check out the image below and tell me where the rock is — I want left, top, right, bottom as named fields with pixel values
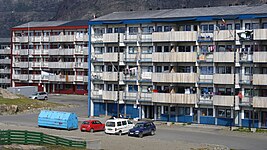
left=0, top=104, right=18, bottom=115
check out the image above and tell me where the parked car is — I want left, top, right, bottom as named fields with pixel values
left=105, top=118, right=134, bottom=135
left=29, top=92, right=48, bottom=100
left=80, top=120, right=105, bottom=132
left=128, top=121, right=156, bottom=138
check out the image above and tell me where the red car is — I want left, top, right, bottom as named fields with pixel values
left=80, top=120, right=105, bottom=132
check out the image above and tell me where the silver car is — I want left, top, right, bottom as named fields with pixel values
left=29, top=92, right=48, bottom=100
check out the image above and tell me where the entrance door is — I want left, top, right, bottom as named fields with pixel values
left=262, top=111, right=267, bottom=128
left=193, top=108, right=198, bottom=123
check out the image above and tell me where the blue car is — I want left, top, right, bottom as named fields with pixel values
left=128, top=121, right=156, bottom=138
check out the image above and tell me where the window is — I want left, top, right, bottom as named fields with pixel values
left=156, top=46, right=162, bottom=52
left=201, top=24, right=214, bottom=33
left=129, top=46, right=137, bottom=54
left=122, top=121, right=127, bottom=125
left=156, top=26, right=162, bottom=32
left=217, top=108, right=231, bottom=118
left=114, top=27, right=126, bottom=33
left=244, top=89, right=253, bottom=97
left=216, top=66, right=231, bottom=74
left=156, top=66, right=162, bottom=72
left=142, top=26, right=153, bottom=34
left=107, top=47, right=113, bottom=53
left=244, top=110, right=258, bottom=119
left=200, top=66, right=213, bottom=75
left=141, top=85, right=152, bottom=93
left=226, top=24, right=232, bottom=30
left=129, top=27, right=138, bottom=35
left=235, top=23, right=241, bottom=30
left=200, top=108, right=213, bottom=116
left=177, top=66, right=191, bottom=73
left=107, top=84, right=112, bottom=91
left=178, top=46, right=191, bottom=52
left=252, top=23, right=259, bottom=29
left=262, top=23, right=267, bottom=29
left=94, top=28, right=105, bottom=35
left=107, top=65, right=112, bottom=72
left=178, top=107, right=190, bottom=116
left=164, top=46, right=169, bottom=52
left=217, top=88, right=232, bottom=95
left=164, top=26, right=172, bottom=32
left=142, top=46, right=153, bottom=54
left=94, top=47, right=104, bottom=54
left=107, top=28, right=113, bottom=33
left=117, top=122, right=122, bottom=126
left=127, top=120, right=133, bottom=124
left=245, top=23, right=251, bottom=30
left=128, top=85, right=138, bottom=92
left=245, top=67, right=253, bottom=75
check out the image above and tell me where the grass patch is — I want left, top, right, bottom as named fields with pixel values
left=256, top=128, right=267, bottom=133
left=0, top=97, right=64, bottom=113
left=232, top=127, right=252, bottom=132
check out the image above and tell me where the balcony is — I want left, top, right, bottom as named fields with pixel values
left=75, top=34, right=88, bottom=42
left=239, top=74, right=252, bottom=84
left=102, top=91, right=118, bottom=101
left=0, top=49, right=11, bottom=54
left=152, top=31, right=197, bottom=42
left=152, top=93, right=197, bottom=104
left=48, top=62, right=74, bottom=68
left=213, top=52, right=235, bottom=62
left=91, top=34, right=103, bottom=43
left=0, top=78, right=11, bottom=84
left=213, top=74, right=234, bottom=84
left=102, top=72, right=118, bottom=81
left=213, top=95, right=234, bottom=106
left=13, top=62, right=29, bottom=68
left=48, top=49, right=75, bottom=55
left=74, top=62, right=87, bottom=68
left=91, top=72, right=103, bottom=81
left=83, top=76, right=88, bottom=83
left=199, top=94, right=213, bottom=105
left=253, top=52, right=267, bottom=63
left=124, top=54, right=137, bottom=62
left=92, top=53, right=103, bottom=62
left=13, top=36, right=28, bottom=43
left=103, top=53, right=118, bottom=62
left=141, top=72, right=152, bottom=81
left=0, top=69, right=10, bottom=74
left=253, top=74, right=267, bottom=85
left=140, top=54, right=152, bottom=62
left=239, top=53, right=253, bottom=62
left=197, top=32, right=213, bottom=42
left=213, top=30, right=235, bottom=41
left=48, top=75, right=74, bottom=82
left=91, top=90, right=102, bottom=99
left=75, top=47, right=88, bottom=55
left=0, top=59, right=11, bottom=64
left=253, top=97, right=267, bottom=108
left=12, top=74, right=41, bottom=81
left=124, top=33, right=152, bottom=42
left=152, top=52, right=197, bottom=62
left=253, top=29, right=267, bottom=40
left=123, top=92, right=152, bottom=102
left=198, top=75, right=213, bottom=84
left=32, top=62, right=41, bottom=68
left=198, top=53, right=213, bottom=62
left=103, top=33, right=119, bottom=43
left=50, top=35, right=74, bottom=42
left=152, top=73, right=198, bottom=83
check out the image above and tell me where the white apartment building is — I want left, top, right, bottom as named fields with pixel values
left=0, top=38, right=11, bottom=88
left=88, top=4, right=267, bottom=128
left=11, top=20, right=88, bottom=95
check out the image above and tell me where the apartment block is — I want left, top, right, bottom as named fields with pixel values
left=0, top=38, right=11, bottom=88
left=88, top=4, right=267, bottom=128
left=11, top=21, right=88, bottom=94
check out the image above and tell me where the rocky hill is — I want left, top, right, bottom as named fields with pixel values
left=1, top=0, right=267, bottom=37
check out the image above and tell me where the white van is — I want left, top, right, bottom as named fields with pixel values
left=105, top=118, right=134, bottom=135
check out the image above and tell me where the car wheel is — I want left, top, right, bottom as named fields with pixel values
left=150, top=130, right=155, bottom=135
left=34, top=97, right=37, bottom=100
left=44, top=97, right=48, bottom=100
left=90, top=128, right=94, bottom=133
left=118, top=131, right=122, bottom=136
left=139, top=132, right=143, bottom=138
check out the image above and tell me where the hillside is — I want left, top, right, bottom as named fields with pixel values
left=1, top=0, right=267, bottom=37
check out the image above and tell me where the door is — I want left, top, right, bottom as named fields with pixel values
left=193, top=108, right=198, bottom=123
left=262, top=111, right=267, bottom=128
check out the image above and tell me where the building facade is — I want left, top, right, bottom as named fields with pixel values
left=88, top=5, right=267, bottom=128
left=0, top=38, right=11, bottom=88
left=11, top=21, right=88, bottom=95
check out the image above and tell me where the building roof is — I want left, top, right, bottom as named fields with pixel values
left=12, top=20, right=88, bottom=30
left=91, top=4, right=267, bottom=23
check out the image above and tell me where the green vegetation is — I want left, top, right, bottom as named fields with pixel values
left=0, top=97, right=64, bottom=113
left=232, top=127, right=252, bottom=132
left=45, top=145, right=86, bottom=150
left=256, top=128, right=267, bottom=133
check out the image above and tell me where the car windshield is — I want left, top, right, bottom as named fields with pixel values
left=82, top=121, right=89, bottom=125
left=106, top=122, right=115, bottom=127
left=134, top=123, right=144, bottom=128
left=32, top=93, right=38, bottom=96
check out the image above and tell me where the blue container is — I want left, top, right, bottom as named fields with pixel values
left=38, top=110, right=78, bottom=130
